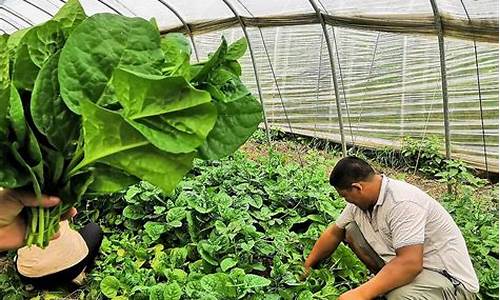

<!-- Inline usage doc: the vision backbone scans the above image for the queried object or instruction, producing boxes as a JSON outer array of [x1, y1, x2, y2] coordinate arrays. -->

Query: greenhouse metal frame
[[2, 0, 498, 172]]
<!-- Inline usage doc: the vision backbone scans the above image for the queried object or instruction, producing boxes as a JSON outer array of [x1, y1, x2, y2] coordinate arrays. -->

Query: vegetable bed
[[0, 137, 498, 299]]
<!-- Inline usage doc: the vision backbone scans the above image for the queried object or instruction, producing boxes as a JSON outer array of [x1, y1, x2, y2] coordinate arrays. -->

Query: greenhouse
[[0, 0, 498, 299]]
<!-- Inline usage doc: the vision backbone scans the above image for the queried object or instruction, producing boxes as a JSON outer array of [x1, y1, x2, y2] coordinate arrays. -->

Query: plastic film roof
[[1, 0, 498, 41], [1, 0, 498, 172]]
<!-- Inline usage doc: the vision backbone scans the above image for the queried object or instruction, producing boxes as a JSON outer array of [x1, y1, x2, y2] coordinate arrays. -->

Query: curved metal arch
[[96, 0, 123, 16], [316, 0, 354, 146], [307, 0, 347, 156], [44, 0, 62, 10], [458, 0, 489, 176], [156, 0, 199, 62], [233, 0, 291, 135], [221, 0, 272, 146], [429, 0, 451, 162], [0, 17, 20, 30], [0, 28, 6, 34], [113, 1, 137, 16], [0, 6, 34, 26], [22, 0, 54, 17]]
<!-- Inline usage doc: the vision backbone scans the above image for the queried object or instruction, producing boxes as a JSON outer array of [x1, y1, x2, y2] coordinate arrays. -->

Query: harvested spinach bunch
[[1, 0, 262, 248]]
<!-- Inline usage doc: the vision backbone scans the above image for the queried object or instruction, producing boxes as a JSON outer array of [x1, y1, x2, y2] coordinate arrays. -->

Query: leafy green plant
[[1, 0, 261, 247], [66, 150, 364, 299], [435, 159, 487, 188], [442, 187, 499, 299], [401, 136, 443, 174], [1, 140, 497, 300]]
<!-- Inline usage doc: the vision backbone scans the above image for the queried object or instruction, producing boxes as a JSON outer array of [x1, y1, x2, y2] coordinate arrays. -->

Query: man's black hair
[[329, 156, 375, 189]]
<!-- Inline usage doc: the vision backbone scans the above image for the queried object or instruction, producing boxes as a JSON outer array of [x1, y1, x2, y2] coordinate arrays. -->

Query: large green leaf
[[87, 165, 139, 194], [59, 13, 164, 114], [25, 21, 65, 68], [31, 51, 80, 153], [78, 99, 148, 167], [78, 99, 194, 193], [10, 142, 41, 197], [42, 146, 65, 185], [0, 35, 9, 90], [8, 84, 44, 186], [12, 21, 65, 90], [0, 144, 30, 188], [0, 35, 10, 141], [52, 0, 87, 37], [99, 145, 194, 195], [7, 28, 29, 65], [206, 67, 250, 103], [126, 103, 217, 154], [198, 95, 262, 160], [225, 37, 247, 61], [161, 33, 191, 77], [191, 38, 227, 83], [112, 69, 212, 119], [12, 40, 39, 91], [8, 85, 26, 145], [110, 68, 217, 153]]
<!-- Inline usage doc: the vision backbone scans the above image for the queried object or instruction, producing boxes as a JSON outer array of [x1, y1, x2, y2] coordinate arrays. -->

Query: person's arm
[[340, 200, 427, 299], [303, 204, 354, 278], [339, 244, 423, 299], [304, 224, 345, 272]]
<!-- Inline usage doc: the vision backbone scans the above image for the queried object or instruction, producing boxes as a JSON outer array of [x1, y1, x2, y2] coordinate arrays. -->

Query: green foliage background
[[0, 132, 497, 300]]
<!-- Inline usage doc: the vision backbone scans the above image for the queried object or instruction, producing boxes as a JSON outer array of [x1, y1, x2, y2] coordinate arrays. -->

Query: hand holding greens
[[0, 0, 262, 248]]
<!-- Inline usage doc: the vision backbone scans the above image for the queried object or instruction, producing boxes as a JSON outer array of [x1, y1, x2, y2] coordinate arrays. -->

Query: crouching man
[[304, 157, 479, 300]]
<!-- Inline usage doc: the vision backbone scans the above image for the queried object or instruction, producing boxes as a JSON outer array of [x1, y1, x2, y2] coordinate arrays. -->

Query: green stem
[[30, 207, 38, 234], [63, 137, 84, 181], [44, 207, 50, 243], [37, 206, 45, 247], [26, 231, 34, 246]]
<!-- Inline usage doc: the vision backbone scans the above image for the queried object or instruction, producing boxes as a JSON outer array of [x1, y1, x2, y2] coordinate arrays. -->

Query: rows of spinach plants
[[1, 133, 497, 299], [75, 150, 368, 299]]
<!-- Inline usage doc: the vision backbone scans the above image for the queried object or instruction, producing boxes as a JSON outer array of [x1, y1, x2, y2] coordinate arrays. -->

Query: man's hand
[[339, 288, 371, 300], [0, 189, 77, 251], [303, 224, 345, 279], [300, 265, 311, 281]]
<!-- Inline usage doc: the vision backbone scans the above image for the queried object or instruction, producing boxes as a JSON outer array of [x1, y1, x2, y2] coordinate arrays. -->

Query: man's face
[[336, 185, 371, 210]]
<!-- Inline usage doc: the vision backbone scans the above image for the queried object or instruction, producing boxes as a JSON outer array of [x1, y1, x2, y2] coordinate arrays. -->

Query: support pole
[[96, 0, 123, 15], [0, 17, 20, 30], [221, 0, 272, 146], [307, 0, 347, 156], [22, 0, 53, 17], [157, 0, 199, 62], [429, 0, 452, 191], [459, 0, 489, 177], [0, 7, 34, 26]]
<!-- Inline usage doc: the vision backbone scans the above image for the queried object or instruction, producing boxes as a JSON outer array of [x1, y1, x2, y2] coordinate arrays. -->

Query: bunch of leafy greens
[[0, 0, 262, 248]]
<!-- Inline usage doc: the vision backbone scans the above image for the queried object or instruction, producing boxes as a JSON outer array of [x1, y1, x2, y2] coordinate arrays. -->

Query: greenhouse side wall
[[193, 25, 499, 173]]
